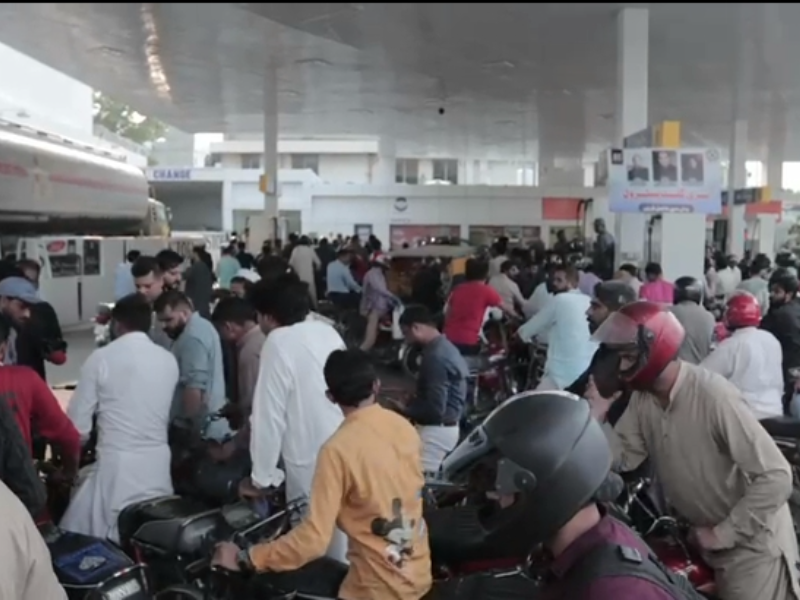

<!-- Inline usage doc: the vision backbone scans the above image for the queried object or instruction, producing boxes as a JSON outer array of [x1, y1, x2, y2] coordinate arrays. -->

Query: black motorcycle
[[152, 498, 342, 600], [41, 521, 152, 599], [760, 414, 800, 533]]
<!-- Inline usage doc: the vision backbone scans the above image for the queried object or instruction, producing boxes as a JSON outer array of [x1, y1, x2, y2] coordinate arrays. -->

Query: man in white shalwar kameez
[[242, 278, 348, 563], [61, 294, 178, 542], [288, 236, 321, 307]]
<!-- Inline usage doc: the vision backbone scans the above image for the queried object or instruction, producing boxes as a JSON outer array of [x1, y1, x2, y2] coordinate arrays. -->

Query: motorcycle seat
[[132, 508, 221, 556], [118, 495, 211, 546], [760, 416, 800, 439]]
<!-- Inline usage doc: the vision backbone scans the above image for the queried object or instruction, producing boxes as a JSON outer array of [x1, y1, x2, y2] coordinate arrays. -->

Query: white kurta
[[61, 332, 179, 542], [288, 245, 321, 304], [250, 319, 347, 562], [701, 326, 784, 420]]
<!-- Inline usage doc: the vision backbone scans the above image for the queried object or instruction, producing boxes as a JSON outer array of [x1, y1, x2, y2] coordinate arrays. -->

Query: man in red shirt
[[443, 258, 516, 355], [0, 315, 79, 481]]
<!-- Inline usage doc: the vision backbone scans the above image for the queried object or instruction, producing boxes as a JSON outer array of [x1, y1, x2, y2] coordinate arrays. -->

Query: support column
[[263, 63, 279, 241], [727, 119, 748, 258], [612, 8, 648, 266], [538, 92, 585, 187], [726, 4, 756, 260], [374, 137, 396, 184], [766, 160, 783, 191]]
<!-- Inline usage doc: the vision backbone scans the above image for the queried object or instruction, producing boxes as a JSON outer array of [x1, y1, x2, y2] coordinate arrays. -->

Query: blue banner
[[607, 147, 723, 214]]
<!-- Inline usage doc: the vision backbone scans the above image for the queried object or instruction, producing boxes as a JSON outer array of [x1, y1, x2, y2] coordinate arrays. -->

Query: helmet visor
[[440, 426, 495, 483]]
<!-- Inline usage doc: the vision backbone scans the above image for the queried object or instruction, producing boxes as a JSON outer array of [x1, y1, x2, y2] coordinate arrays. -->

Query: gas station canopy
[[1, 3, 799, 158]]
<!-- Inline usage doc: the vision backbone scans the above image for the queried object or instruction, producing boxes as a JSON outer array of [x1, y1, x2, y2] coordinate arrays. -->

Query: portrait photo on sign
[[652, 150, 679, 184], [680, 152, 705, 184], [626, 152, 651, 184]]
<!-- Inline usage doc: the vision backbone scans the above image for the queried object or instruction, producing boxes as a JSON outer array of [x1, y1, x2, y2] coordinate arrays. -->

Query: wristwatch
[[236, 547, 255, 573]]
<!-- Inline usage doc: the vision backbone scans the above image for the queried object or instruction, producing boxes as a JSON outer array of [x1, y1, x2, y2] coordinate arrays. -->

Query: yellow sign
[[258, 174, 269, 193], [652, 121, 681, 149]]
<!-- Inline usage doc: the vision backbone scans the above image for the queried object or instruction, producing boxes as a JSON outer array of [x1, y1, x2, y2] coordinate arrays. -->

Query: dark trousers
[[328, 291, 361, 311], [454, 343, 481, 356]]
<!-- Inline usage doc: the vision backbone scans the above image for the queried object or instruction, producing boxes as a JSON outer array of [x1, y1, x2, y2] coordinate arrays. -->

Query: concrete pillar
[[263, 63, 279, 241], [374, 137, 397, 184], [766, 160, 783, 191], [612, 7, 648, 266], [727, 119, 748, 258], [538, 92, 585, 187]]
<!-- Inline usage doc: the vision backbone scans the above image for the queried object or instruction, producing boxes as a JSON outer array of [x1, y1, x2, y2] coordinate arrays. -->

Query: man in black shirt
[[761, 268, 800, 412], [565, 281, 637, 425], [398, 305, 468, 474]]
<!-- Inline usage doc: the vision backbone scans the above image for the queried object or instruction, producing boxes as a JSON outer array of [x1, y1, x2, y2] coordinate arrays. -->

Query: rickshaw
[[387, 244, 476, 300], [386, 245, 476, 376]]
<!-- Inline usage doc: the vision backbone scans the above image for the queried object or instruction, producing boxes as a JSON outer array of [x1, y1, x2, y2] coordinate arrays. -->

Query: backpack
[[566, 542, 706, 599]]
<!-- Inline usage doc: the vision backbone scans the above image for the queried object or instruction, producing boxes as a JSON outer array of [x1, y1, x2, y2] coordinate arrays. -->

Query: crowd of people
[[1, 225, 800, 599]]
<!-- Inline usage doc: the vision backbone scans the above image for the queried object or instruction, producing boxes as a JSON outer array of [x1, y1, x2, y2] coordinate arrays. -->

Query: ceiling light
[[495, 119, 516, 126], [348, 108, 374, 115], [279, 90, 300, 98], [483, 60, 515, 70], [295, 58, 332, 67]]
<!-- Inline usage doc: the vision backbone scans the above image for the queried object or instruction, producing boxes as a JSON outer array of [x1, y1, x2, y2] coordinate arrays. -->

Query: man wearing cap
[[565, 281, 637, 425], [0, 276, 41, 366]]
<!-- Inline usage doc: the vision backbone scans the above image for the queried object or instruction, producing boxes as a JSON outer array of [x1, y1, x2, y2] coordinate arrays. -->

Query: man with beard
[[131, 255, 173, 349], [156, 249, 185, 291], [760, 267, 800, 412], [565, 281, 637, 424], [588, 301, 800, 600], [154, 290, 230, 444], [517, 264, 597, 390], [0, 277, 40, 366]]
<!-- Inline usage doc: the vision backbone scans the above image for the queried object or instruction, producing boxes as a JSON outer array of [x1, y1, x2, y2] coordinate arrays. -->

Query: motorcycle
[[422, 470, 716, 599], [759, 413, 800, 534], [118, 491, 302, 593], [94, 302, 114, 347], [153, 498, 331, 600], [37, 462, 152, 600]]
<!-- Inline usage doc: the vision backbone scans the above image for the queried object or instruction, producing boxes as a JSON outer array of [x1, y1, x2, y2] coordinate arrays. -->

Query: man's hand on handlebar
[[212, 541, 242, 571]]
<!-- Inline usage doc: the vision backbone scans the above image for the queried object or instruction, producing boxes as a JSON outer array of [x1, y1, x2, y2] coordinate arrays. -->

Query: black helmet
[[673, 276, 703, 305], [441, 391, 611, 548], [769, 267, 799, 295]]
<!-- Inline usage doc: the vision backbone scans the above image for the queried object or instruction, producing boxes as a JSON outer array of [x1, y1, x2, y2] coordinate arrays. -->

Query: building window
[[395, 159, 419, 184], [432, 159, 459, 184], [241, 154, 261, 169], [291, 154, 319, 175]]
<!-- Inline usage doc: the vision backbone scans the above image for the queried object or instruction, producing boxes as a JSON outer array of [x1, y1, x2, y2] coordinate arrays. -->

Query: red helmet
[[370, 251, 391, 267], [724, 292, 761, 329], [592, 301, 685, 389]]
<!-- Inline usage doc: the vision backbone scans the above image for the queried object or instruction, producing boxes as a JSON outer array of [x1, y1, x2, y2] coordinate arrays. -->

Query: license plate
[[103, 578, 142, 600]]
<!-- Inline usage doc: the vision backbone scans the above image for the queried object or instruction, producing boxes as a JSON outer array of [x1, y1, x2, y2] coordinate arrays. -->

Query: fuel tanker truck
[[0, 118, 169, 238]]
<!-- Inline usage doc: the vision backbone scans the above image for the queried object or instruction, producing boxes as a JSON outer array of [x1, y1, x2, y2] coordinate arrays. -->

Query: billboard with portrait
[[607, 147, 722, 214]]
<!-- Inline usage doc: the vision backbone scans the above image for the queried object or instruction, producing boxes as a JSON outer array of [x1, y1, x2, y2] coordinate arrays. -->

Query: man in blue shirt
[[398, 304, 468, 473], [153, 290, 231, 442], [326, 249, 362, 311]]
